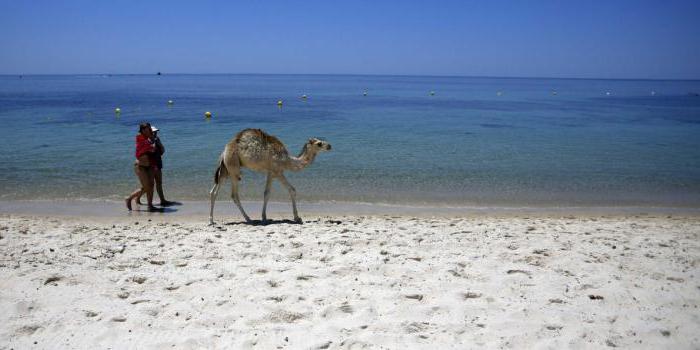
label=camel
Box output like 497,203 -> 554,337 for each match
209,128 -> 332,224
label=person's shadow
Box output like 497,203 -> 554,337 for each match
131,207 -> 178,213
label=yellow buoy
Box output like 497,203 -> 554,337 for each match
204,111 -> 212,118
277,100 -> 283,106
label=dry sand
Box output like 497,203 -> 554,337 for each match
1,213 -> 699,349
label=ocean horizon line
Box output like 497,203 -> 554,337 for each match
3,72 -> 700,82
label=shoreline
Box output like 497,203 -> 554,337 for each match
1,199 -> 700,221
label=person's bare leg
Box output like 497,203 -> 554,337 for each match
134,165 -> 145,205
154,168 -> 167,204
136,166 -> 156,210
126,188 -> 142,211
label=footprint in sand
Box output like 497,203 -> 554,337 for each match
266,310 -> 305,323
16,324 -> 42,335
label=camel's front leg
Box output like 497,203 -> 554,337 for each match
278,174 -> 301,223
261,172 -> 273,222
208,182 -> 221,225
230,177 -> 251,222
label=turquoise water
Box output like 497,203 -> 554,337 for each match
1,74 -> 699,207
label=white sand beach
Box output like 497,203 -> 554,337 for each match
1,212 -> 699,349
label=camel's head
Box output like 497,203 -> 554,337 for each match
308,138 -> 332,152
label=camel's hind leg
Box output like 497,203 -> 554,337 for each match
261,172 -> 274,222
230,176 -> 251,222
209,182 -> 221,225
278,173 -> 301,223
209,160 -> 227,225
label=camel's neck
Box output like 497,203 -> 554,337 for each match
287,143 -> 318,171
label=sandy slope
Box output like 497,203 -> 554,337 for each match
0,214 -> 698,349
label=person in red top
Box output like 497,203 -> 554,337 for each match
136,126 -> 178,207
125,122 -> 161,211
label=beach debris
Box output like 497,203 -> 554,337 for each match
130,276 -> 147,284
405,294 -> 424,301
108,245 -> 126,254
296,275 -> 316,281
315,341 -> 332,349
111,316 -> 127,322
462,292 -> 482,299
267,280 -> 280,288
149,259 -> 165,265
44,275 -> 62,285
339,302 -> 354,314
267,296 -> 285,303
588,294 -> 604,300
204,111 -> 212,119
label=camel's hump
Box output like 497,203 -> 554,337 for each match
235,128 -> 286,149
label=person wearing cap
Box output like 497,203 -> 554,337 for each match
125,122 -> 160,211
136,125 -> 177,207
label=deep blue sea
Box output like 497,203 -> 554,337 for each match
1,74 -> 699,207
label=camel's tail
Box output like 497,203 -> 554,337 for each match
214,158 -> 225,184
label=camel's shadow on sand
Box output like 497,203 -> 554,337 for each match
224,219 -> 304,226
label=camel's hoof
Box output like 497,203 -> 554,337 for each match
294,217 -> 303,224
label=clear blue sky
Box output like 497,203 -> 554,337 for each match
1,0 -> 699,79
